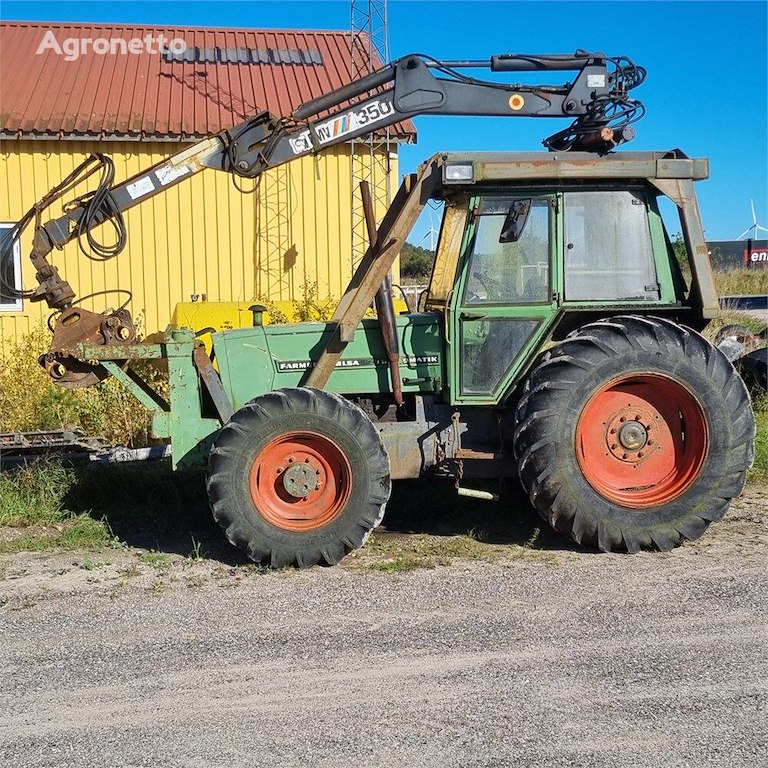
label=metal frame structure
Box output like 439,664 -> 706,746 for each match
349,0 -> 393,273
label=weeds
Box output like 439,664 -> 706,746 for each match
0,325 -> 165,446
367,557 -> 430,573
0,517 -> 112,554
0,460 -> 75,527
750,394 -> 768,482
712,268 -> 768,298
0,460 -> 114,553
188,535 -> 206,561
703,310 -> 767,483
292,282 -> 335,322
359,527 -> 542,572
140,552 -> 172,569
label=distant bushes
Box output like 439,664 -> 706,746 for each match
400,243 -> 435,279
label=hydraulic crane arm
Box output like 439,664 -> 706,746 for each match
1,50 -> 645,387
24,51 -> 645,282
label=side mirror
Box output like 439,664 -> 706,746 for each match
499,199 -> 531,243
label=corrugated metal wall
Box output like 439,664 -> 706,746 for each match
0,140 -> 396,346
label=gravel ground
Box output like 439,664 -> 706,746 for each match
1,486 -> 767,768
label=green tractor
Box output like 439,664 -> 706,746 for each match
4,54 -> 755,566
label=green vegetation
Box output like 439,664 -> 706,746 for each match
366,556 -> 430,573
188,535 -> 206,561
707,311 -> 767,338
750,395 -> 768,482
358,528 -> 558,572
256,281 -> 337,324
0,459 -> 74,528
0,326 -> 163,447
140,551 -> 172,568
0,460 -> 211,556
400,242 -> 435,279
702,316 -> 767,481
0,517 -> 111,555
714,269 -> 768,298
673,234 -> 767,297
0,461 -> 114,553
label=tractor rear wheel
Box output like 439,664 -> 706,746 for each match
207,387 -> 390,567
513,316 -> 755,552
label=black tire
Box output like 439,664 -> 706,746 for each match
513,315 -> 755,553
207,387 -> 390,567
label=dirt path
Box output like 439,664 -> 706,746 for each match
1,487 -> 767,768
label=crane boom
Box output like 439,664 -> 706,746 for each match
1,49 -> 645,386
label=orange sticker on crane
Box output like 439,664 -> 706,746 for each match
509,94 -> 525,111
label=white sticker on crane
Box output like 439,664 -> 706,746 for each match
288,96 -> 395,155
587,74 -> 606,88
126,176 -> 156,200
156,164 -> 191,185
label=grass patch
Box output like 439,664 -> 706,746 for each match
0,457 -> 264,565
367,556 -> 429,573
358,529 -> 559,572
0,460 -> 76,527
704,311 -> 767,485
0,460 -> 115,553
364,531 -> 493,561
140,551 -> 172,569
705,311 -> 767,340
0,459 -> 211,557
712,268 -> 768,297
0,517 -> 112,554
750,395 -> 768,482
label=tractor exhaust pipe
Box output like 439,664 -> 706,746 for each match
359,181 -> 405,412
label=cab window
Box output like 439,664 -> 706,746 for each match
563,190 -> 658,301
462,197 -> 551,305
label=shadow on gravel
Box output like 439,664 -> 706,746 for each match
64,462 -> 249,565
382,478 -> 582,552
62,462 -> 579,563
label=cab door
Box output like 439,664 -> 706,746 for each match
448,194 -> 559,405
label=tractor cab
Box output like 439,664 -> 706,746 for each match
422,152 -> 714,405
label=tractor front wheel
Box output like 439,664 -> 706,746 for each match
207,387 -> 390,567
513,316 -> 755,552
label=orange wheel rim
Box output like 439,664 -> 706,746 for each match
249,432 -> 352,532
576,374 -> 709,508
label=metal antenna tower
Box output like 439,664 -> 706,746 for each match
349,0 -> 392,274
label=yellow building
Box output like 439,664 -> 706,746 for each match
0,22 -> 413,345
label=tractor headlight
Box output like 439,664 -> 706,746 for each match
442,162 -> 475,184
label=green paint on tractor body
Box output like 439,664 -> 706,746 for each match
214,313 -> 445,411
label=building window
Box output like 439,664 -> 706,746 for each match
0,223 -> 23,311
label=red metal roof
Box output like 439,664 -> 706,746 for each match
0,21 -> 415,141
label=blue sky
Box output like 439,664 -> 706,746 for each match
2,0 -> 767,243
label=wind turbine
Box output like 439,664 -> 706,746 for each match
417,210 -> 440,251
735,200 -> 768,267
736,200 -> 768,240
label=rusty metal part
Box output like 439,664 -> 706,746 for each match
0,428 -> 107,454
192,344 -> 234,423
360,180 -> 405,410
28,255 -> 77,310
41,305 -> 137,389
455,448 -> 500,460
